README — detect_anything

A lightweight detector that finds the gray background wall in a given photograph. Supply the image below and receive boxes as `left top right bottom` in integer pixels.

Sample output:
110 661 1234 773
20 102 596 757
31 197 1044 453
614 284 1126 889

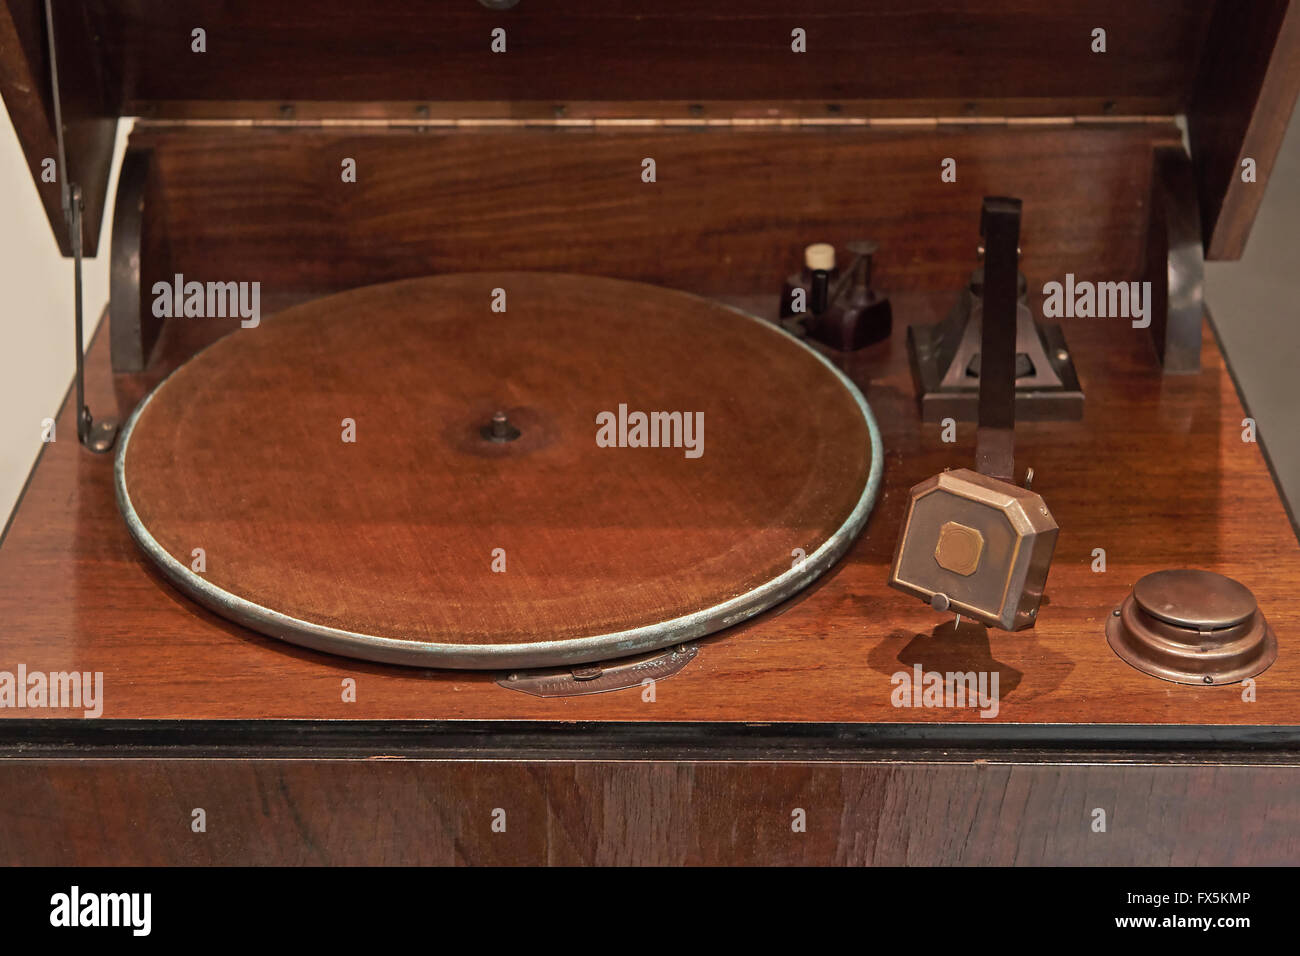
1205 98 1300 517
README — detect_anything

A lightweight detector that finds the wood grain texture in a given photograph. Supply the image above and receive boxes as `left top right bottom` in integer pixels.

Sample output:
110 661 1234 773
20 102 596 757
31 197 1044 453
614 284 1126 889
1 293 1297 726
118 273 872 660
93 0 1214 108
0 0 116 255
116 122 1178 339
1 756 1297 865
6 0 1294 262
129 98 1189 122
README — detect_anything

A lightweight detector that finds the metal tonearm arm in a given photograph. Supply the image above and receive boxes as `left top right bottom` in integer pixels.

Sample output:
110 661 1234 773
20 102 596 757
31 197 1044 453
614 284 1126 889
974 196 1021 484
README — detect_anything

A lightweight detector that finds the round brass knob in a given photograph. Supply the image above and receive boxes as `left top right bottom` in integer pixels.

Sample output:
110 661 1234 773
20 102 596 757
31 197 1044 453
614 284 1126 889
1106 570 1276 685
1132 569 1256 629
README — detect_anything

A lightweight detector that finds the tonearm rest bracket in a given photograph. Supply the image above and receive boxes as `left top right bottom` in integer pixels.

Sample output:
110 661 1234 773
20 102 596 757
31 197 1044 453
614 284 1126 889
906 210 1083 422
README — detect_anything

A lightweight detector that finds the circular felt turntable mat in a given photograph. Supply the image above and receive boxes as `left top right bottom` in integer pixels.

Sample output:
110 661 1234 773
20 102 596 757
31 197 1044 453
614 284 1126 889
116 273 881 668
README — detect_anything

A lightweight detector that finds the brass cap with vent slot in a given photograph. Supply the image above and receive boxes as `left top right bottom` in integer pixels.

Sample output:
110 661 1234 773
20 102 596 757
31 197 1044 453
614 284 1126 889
1106 569 1277 685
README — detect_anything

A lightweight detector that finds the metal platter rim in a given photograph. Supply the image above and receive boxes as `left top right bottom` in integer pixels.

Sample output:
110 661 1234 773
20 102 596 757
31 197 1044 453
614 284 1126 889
113 276 884 670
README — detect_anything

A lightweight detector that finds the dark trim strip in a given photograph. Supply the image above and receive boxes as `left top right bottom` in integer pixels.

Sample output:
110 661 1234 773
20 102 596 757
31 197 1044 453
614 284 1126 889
2 719 1300 760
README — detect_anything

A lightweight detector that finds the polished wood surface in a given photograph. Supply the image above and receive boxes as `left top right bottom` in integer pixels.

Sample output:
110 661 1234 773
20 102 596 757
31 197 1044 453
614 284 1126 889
95 1 1212 109
119 273 872 659
1 292 1297 726
7 1 1296 264
3 755 1297 865
8 1 1297 266
6 0 1300 870
114 122 1179 351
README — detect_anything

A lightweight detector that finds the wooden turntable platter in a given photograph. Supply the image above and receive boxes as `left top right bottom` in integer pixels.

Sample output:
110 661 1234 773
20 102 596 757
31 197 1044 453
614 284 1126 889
115 273 881 667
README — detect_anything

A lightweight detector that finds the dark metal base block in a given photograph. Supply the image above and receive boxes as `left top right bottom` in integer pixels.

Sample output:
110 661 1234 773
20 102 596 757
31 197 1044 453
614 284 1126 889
908 322 1084 422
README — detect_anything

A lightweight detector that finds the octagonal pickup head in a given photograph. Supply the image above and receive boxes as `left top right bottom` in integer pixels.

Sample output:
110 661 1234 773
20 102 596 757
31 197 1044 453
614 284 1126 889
889 468 1058 630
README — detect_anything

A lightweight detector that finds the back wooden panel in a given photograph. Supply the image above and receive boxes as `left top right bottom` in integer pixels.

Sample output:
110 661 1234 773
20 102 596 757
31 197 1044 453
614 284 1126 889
126 123 1176 316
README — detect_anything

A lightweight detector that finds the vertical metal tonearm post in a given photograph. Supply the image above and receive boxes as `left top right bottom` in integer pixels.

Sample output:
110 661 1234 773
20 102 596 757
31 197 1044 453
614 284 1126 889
973 196 1021 484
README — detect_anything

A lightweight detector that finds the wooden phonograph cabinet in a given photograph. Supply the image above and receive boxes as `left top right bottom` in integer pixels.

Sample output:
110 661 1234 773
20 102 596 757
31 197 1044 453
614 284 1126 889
2 1 1300 865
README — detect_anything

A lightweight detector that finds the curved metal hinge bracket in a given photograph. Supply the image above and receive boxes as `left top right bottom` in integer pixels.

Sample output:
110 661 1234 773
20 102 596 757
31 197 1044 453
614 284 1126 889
1145 145 1206 374
497 644 699 698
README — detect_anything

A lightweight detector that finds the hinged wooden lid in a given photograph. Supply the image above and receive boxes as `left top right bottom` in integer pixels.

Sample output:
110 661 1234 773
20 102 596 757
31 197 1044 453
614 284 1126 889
3 1 1298 259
